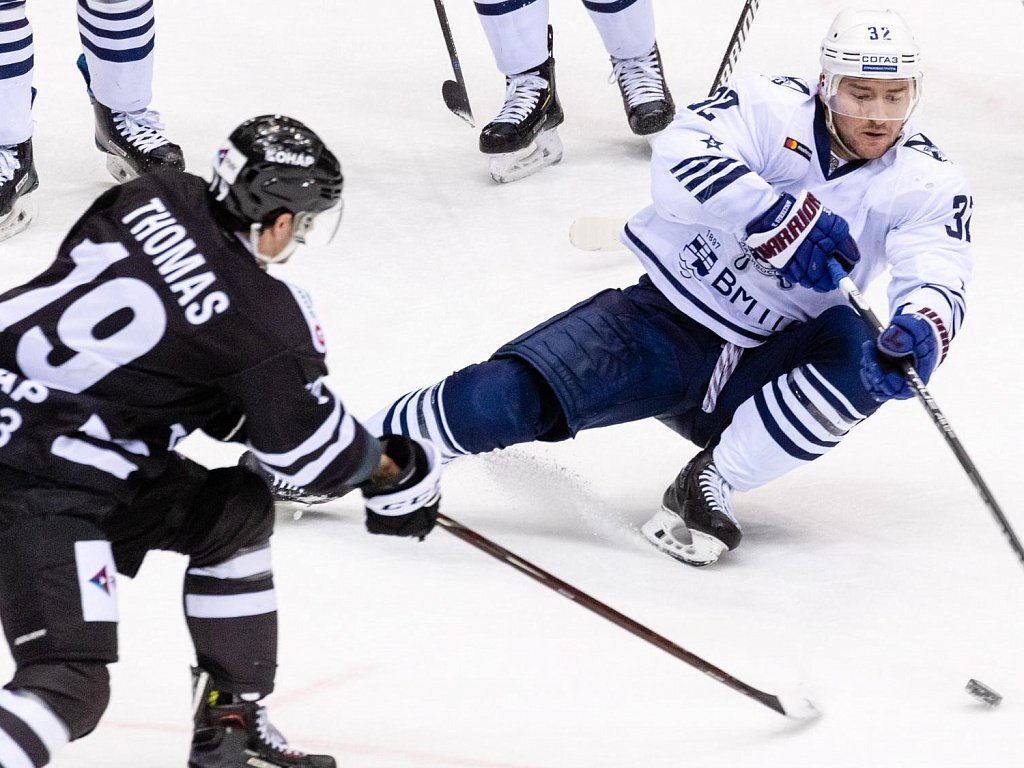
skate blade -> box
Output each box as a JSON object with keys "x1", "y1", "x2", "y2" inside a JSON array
[
  {"x1": 641, "y1": 507, "x2": 727, "y2": 567},
  {"x1": 105, "y1": 153, "x2": 140, "y2": 183},
  {"x1": 0, "y1": 197, "x2": 37, "y2": 242},
  {"x1": 488, "y1": 128, "x2": 563, "y2": 183}
]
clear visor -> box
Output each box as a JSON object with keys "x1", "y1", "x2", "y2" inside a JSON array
[
  {"x1": 824, "y1": 75, "x2": 921, "y2": 122},
  {"x1": 293, "y1": 199, "x2": 344, "y2": 248}
]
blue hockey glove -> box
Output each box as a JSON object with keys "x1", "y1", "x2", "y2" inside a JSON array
[
  {"x1": 746, "y1": 191, "x2": 860, "y2": 292},
  {"x1": 362, "y1": 436, "x2": 441, "y2": 540},
  {"x1": 859, "y1": 314, "x2": 940, "y2": 402}
]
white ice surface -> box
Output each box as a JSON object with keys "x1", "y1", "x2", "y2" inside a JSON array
[{"x1": 2, "y1": 1, "x2": 1023, "y2": 766}]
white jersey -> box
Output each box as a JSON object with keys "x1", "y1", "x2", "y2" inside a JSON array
[{"x1": 622, "y1": 74, "x2": 972, "y2": 358}]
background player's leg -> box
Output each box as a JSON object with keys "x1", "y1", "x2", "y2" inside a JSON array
[
  {"x1": 582, "y1": 0, "x2": 674, "y2": 135},
  {"x1": 474, "y1": 0, "x2": 564, "y2": 181},
  {"x1": 76, "y1": 0, "x2": 184, "y2": 180},
  {"x1": 0, "y1": 1, "x2": 38, "y2": 240}
]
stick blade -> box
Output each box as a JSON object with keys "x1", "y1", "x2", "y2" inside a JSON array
[
  {"x1": 569, "y1": 216, "x2": 627, "y2": 252},
  {"x1": 442, "y1": 80, "x2": 474, "y2": 127},
  {"x1": 775, "y1": 691, "x2": 821, "y2": 722}
]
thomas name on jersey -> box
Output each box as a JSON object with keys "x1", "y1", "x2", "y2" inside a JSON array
[{"x1": 122, "y1": 197, "x2": 232, "y2": 325}]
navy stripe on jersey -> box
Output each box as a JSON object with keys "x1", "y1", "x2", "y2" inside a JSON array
[
  {"x1": 474, "y1": 0, "x2": 539, "y2": 16},
  {"x1": 670, "y1": 156, "x2": 751, "y2": 202},
  {"x1": 914, "y1": 282, "x2": 966, "y2": 330},
  {"x1": 582, "y1": 0, "x2": 642, "y2": 12},
  {"x1": 624, "y1": 224, "x2": 772, "y2": 343}
]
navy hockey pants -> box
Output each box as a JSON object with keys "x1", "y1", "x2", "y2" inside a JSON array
[{"x1": 444, "y1": 275, "x2": 883, "y2": 452}]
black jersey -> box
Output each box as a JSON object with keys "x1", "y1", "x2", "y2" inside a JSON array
[{"x1": 0, "y1": 171, "x2": 376, "y2": 501}]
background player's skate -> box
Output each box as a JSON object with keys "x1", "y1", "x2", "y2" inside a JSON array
[
  {"x1": 609, "y1": 42, "x2": 675, "y2": 135},
  {"x1": 0, "y1": 138, "x2": 38, "y2": 242},
  {"x1": 479, "y1": 27, "x2": 563, "y2": 183},
  {"x1": 76, "y1": 54, "x2": 184, "y2": 182}
]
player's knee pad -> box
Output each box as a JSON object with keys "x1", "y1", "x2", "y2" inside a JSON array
[
  {"x1": 10, "y1": 661, "x2": 110, "y2": 739},
  {"x1": 445, "y1": 357, "x2": 567, "y2": 451},
  {"x1": 176, "y1": 467, "x2": 275, "y2": 569}
]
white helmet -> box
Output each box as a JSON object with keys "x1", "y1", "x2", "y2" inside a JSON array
[{"x1": 819, "y1": 9, "x2": 922, "y2": 124}]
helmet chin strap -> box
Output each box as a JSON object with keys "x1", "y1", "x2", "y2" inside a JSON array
[{"x1": 248, "y1": 222, "x2": 300, "y2": 267}]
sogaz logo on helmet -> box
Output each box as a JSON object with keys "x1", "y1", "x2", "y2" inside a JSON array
[
  {"x1": 861, "y1": 54, "x2": 898, "y2": 73},
  {"x1": 265, "y1": 149, "x2": 316, "y2": 167}
]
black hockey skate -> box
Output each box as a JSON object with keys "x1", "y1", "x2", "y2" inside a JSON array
[
  {"x1": 0, "y1": 138, "x2": 39, "y2": 242},
  {"x1": 190, "y1": 668, "x2": 335, "y2": 768},
  {"x1": 610, "y1": 43, "x2": 675, "y2": 136},
  {"x1": 641, "y1": 448, "x2": 740, "y2": 567},
  {"x1": 76, "y1": 54, "x2": 184, "y2": 182},
  {"x1": 479, "y1": 29, "x2": 564, "y2": 183}
]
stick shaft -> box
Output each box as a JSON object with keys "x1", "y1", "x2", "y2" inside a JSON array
[
  {"x1": 710, "y1": 0, "x2": 761, "y2": 95},
  {"x1": 437, "y1": 513, "x2": 788, "y2": 715},
  {"x1": 837, "y1": 274, "x2": 1024, "y2": 567}
]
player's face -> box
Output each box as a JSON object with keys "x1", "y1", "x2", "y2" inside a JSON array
[
  {"x1": 827, "y1": 77, "x2": 915, "y2": 160},
  {"x1": 257, "y1": 214, "x2": 297, "y2": 263}
]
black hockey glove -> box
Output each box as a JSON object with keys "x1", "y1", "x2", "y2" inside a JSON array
[
  {"x1": 238, "y1": 451, "x2": 338, "y2": 505},
  {"x1": 361, "y1": 436, "x2": 441, "y2": 540}
]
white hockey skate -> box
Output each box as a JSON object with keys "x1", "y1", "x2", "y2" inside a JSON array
[
  {"x1": 642, "y1": 449, "x2": 741, "y2": 567},
  {"x1": 488, "y1": 127, "x2": 563, "y2": 183}
]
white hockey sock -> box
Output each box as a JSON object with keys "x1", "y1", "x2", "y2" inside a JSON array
[
  {"x1": 583, "y1": 0, "x2": 655, "y2": 60},
  {"x1": 366, "y1": 381, "x2": 469, "y2": 464},
  {"x1": 0, "y1": 1, "x2": 33, "y2": 146},
  {"x1": 78, "y1": 0, "x2": 154, "y2": 113},
  {"x1": 714, "y1": 364, "x2": 866, "y2": 491},
  {"x1": 475, "y1": 0, "x2": 550, "y2": 75}
]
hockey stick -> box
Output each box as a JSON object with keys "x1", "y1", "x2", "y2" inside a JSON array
[
  {"x1": 710, "y1": 0, "x2": 761, "y2": 96},
  {"x1": 569, "y1": 1, "x2": 762, "y2": 251},
  {"x1": 433, "y1": 0, "x2": 475, "y2": 126},
  {"x1": 436, "y1": 512, "x2": 818, "y2": 719},
  {"x1": 827, "y1": 260, "x2": 1024, "y2": 569}
]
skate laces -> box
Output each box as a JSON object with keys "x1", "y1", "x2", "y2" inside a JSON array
[
  {"x1": 113, "y1": 109, "x2": 173, "y2": 153},
  {"x1": 697, "y1": 463, "x2": 738, "y2": 525},
  {"x1": 610, "y1": 47, "x2": 666, "y2": 107},
  {"x1": 0, "y1": 146, "x2": 21, "y2": 184},
  {"x1": 494, "y1": 72, "x2": 548, "y2": 124},
  {"x1": 255, "y1": 706, "x2": 306, "y2": 758}
]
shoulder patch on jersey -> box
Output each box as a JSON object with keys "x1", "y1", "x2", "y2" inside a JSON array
[
  {"x1": 285, "y1": 282, "x2": 327, "y2": 354},
  {"x1": 765, "y1": 75, "x2": 811, "y2": 95},
  {"x1": 783, "y1": 137, "x2": 812, "y2": 161},
  {"x1": 904, "y1": 133, "x2": 949, "y2": 162}
]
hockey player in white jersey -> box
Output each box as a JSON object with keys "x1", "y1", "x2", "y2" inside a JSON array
[
  {"x1": 0, "y1": 0, "x2": 184, "y2": 242},
  {"x1": 475, "y1": 0, "x2": 675, "y2": 182},
  {"x1": 369, "y1": 9, "x2": 971, "y2": 566}
]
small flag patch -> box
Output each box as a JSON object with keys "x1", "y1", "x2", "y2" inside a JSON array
[{"x1": 784, "y1": 137, "x2": 812, "y2": 161}]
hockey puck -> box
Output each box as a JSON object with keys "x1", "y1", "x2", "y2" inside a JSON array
[{"x1": 965, "y1": 679, "x2": 1002, "y2": 707}]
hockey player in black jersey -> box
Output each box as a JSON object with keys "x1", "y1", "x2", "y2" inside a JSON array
[{"x1": 0, "y1": 114, "x2": 441, "y2": 768}]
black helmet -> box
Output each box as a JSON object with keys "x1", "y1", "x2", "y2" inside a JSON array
[{"x1": 210, "y1": 115, "x2": 343, "y2": 229}]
